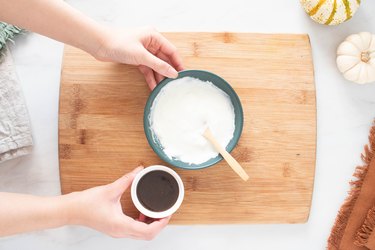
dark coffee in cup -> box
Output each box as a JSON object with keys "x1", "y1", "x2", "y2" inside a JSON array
[{"x1": 136, "y1": 170, "x2": 179, "y2": 212}]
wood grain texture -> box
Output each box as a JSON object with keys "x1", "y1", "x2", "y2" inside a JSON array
[{"x1": 59, "y1": 32, "x2": 316, "y2": 224}]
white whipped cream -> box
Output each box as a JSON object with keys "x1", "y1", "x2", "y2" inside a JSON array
[{"x1": 150, "y1": 77, "x2": 235, "y2": 164}]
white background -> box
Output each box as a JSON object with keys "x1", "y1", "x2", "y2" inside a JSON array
[{"x1": 1, "y1": 0, "x2": 375, "y2": 249}]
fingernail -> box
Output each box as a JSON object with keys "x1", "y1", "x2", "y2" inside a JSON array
[
  {"x1": 164, "y1": 215, "x2": 172, "y2": 221},
  {"x1": 167, "y1": 67, "x2": 178, "y2": 79},
  {"x1": 133, "y1": 166, "x2": 144, "y2": 173}
]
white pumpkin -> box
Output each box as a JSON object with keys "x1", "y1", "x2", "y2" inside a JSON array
[
  {"x1": 300, "y1": 0, "x2": 360, "y2": 25},
  {"x1": 336, "y1": 32, "x2": 375, "y2": 84}
]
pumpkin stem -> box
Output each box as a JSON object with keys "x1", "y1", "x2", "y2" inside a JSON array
[{"x1": 361, "y1": 51, "x2": 370, "y2": 63}]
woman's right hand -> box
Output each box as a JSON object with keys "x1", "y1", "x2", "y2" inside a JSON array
[{"x1": 65, "y1": 166, "x2": 171, "y2": 240}]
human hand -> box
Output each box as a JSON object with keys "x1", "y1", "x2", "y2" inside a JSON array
[
  {"x1": 94, "y1": 27, "x2": 184, "y2": 90},
  {"x1": 65, "y1": 166, "x2": 171, "y2": 240}
]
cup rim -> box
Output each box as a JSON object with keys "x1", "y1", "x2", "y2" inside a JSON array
[{"x1": 131, "y1": 165, "x2": 185, "y2": 219}]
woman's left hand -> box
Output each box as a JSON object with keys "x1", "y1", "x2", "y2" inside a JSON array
[{"x1": 94, "y1": 27, "x2": 184, "y2": 90}]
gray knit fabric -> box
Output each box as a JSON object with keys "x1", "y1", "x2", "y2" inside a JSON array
[{"x1": 0, "y1": 46, "x2": 33, "y2": 162}]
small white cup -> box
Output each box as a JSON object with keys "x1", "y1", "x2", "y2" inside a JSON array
[{"x1": 131, "y1": 165, "x2": 184, "y2": 219}]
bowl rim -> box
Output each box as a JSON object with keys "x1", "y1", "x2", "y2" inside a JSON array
[{"x1": 143, "y1": 69, "x2": 244, "y2": 170}]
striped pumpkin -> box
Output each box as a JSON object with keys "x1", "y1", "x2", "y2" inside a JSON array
[{"x1": 300, "y1": 0, "x2": 360, "y2": 25}]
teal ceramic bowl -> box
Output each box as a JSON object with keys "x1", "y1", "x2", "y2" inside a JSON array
[{"x1": 143, "y1": 70, "x2": 244, "y2": 170}]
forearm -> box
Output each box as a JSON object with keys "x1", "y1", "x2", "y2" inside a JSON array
[
  {"x1": 0, "y1": 192, "x2": 75, "y2": 236},
  {"x1": 0, "y1": 0, "x2": 105, "y2": 56},
  {"x1": 0, "y1": 168, "x2": 170, "y2": 239}
]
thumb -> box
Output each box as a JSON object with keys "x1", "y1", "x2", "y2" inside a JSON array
[
  {"x1": 111, "y1": 166, "x2": 144, "y2": 195},
  {"x1": 141, "y1": 51, "x2": 178, "y2": 79}
]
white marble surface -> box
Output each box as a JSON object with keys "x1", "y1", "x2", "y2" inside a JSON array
[{"x1": 1, "y1": 0, "x2": 375, "y2": 249}]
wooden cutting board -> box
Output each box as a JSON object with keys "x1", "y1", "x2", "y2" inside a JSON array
[{"x1": 59, "y1": 32, "x2": 316, "y2": 224}]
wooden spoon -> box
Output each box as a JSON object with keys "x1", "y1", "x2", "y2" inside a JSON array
[{"x1": 203, "y1": 127, "x2": 249, "y2": 181}]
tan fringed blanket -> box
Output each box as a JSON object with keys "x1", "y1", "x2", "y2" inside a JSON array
[{"x1": 328, "y1": 122, "x2": 375, "y2": 249}]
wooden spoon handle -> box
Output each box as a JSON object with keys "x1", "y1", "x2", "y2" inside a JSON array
[{"x1": 203, "y1": 128, "x2": 249, "y2": 181}]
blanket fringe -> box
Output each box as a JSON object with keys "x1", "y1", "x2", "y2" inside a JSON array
[
  {"x1": 355, "y1": 206, "x2": 375, "y2": 247},
  {"x1": 328, "y1": 122, "x2": 375, "y2": 249}
]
